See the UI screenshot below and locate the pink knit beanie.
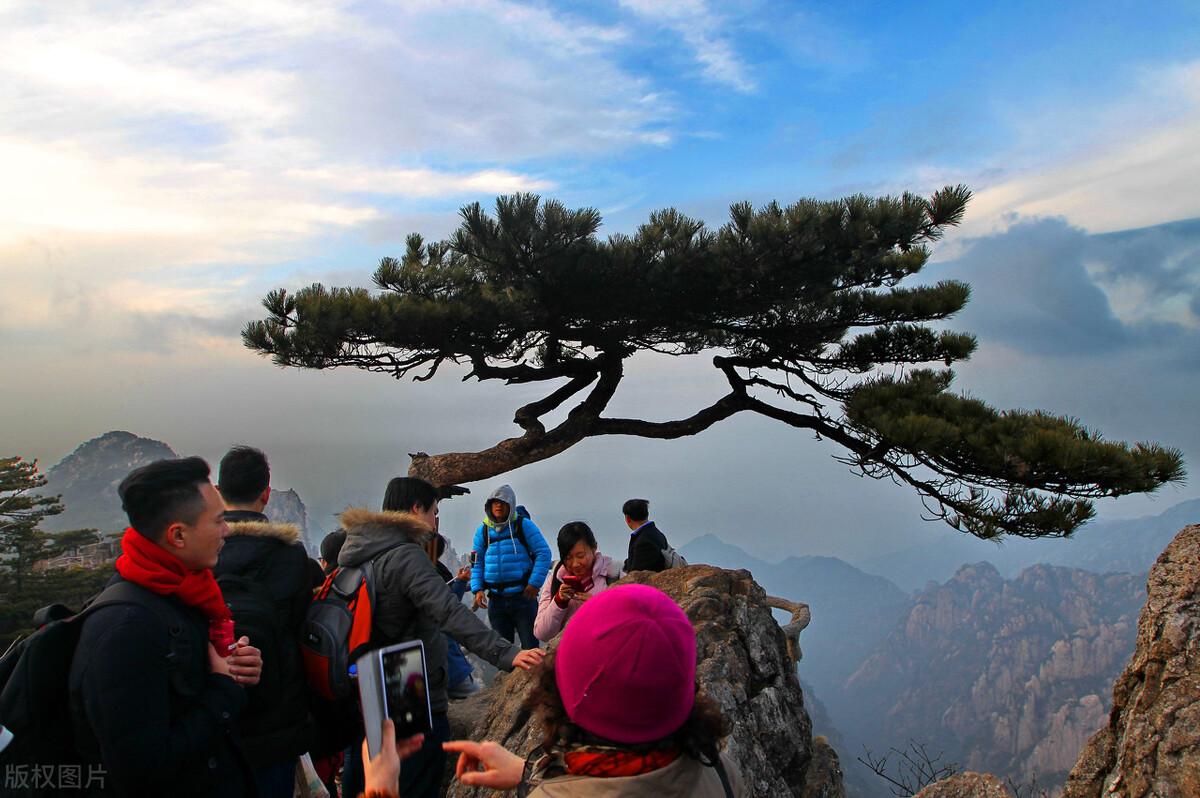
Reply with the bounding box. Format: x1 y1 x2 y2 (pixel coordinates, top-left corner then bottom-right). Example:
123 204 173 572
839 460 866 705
554 584 697 744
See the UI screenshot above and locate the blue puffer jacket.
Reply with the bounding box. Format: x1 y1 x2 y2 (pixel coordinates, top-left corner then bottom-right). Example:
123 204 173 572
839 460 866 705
470 484 551 596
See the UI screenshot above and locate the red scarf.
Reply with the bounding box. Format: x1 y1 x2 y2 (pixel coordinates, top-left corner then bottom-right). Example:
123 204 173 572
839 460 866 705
115 528 233 651
563 747 680 777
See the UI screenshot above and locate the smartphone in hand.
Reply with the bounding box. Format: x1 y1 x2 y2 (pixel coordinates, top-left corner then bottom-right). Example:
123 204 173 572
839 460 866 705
357 640 433 758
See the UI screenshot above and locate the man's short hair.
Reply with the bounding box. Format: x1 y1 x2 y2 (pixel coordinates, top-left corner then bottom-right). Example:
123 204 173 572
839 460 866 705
320 530 346 570
217 446 270 504
382 477 439 513
622 498 650 522
118 457 211 540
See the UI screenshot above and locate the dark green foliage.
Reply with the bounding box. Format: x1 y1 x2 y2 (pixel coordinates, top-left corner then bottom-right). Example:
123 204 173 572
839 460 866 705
244 188 1184 539
0 566 114 651
0 457 100 596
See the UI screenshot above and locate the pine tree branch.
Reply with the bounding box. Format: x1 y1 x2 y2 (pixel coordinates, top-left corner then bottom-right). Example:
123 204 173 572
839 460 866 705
512 373 600 434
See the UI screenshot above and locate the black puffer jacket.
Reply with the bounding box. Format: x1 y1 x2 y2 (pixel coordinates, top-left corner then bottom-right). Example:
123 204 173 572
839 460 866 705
337 508 520 713
214 511 316 767
68 577 253 797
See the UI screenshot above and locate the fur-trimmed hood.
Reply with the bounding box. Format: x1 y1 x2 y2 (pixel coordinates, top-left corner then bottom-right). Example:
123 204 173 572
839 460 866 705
337 508 434 568
226 520 302 545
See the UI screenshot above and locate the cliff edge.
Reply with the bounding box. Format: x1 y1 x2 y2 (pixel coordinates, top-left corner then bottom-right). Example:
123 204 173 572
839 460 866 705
1062 524 1200 798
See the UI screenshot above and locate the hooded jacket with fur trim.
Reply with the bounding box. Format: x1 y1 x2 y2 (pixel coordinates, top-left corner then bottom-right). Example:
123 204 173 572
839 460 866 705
213 510 317 767
337 508 521 713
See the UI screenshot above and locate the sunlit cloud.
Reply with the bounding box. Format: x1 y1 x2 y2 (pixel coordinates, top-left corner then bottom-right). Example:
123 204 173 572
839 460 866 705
938 59 1200 237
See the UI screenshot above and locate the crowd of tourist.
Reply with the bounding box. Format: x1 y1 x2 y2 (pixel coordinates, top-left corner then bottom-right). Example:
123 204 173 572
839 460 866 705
4 446 743 797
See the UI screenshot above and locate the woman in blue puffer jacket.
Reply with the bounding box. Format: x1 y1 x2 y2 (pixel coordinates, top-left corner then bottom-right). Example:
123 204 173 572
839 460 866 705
470 484 552 649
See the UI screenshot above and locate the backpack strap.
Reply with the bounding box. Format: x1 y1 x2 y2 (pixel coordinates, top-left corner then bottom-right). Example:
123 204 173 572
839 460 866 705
83 580 186 635
78 581 191 702
712 755 734 798
512 514 527 549
482 516 535 593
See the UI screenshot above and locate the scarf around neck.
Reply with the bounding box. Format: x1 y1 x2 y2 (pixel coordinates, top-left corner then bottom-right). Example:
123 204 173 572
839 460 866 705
115 528 233 650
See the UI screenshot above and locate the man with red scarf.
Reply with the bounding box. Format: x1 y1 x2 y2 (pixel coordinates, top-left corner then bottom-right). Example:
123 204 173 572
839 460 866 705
68 457 261 797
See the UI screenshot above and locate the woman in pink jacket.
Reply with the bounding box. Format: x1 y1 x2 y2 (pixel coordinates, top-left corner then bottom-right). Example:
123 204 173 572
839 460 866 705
534 522 621 642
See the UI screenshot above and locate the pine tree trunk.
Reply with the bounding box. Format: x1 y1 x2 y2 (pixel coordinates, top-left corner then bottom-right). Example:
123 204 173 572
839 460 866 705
406 430 586 489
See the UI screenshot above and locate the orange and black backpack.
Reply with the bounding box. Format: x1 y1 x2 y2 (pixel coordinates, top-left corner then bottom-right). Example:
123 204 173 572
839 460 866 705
301 563 378 701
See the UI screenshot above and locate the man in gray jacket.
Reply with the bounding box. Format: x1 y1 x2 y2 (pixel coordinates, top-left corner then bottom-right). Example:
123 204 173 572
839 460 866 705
338 476 543 798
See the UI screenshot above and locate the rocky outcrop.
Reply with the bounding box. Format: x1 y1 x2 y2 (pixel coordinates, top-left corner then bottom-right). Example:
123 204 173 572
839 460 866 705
446 565 844 798
912 772 1010 797
42 431 177 533
1062 524 1200 798
841 562 1142 789
265 487 308 537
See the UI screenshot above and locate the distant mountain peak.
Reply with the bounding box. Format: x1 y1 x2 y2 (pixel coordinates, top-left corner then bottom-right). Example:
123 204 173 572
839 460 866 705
42 431 179 533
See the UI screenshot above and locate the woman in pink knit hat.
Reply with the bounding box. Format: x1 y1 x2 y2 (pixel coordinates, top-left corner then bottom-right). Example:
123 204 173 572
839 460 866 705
444 584 744 797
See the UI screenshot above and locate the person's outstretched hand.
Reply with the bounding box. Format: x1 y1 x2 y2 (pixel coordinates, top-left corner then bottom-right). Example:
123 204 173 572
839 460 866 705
512 648 545 671
363 718 426 794
443 740 524 789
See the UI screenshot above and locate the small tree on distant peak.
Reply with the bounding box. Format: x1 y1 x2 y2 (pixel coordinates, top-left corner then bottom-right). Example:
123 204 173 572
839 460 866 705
244 189 1184 539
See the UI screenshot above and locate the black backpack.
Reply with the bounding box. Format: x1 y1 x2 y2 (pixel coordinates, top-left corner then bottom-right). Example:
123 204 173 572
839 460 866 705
0 581 183 797
216 570 286 718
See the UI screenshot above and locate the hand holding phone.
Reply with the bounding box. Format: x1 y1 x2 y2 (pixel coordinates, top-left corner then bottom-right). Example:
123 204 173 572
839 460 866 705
358 641 434 758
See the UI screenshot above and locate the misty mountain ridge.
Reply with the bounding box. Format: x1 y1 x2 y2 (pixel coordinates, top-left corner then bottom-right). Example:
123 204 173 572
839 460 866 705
680 533 909 711
680 531 1158 796
852 497 1200 591
840 560 1143 794
40 430 311 544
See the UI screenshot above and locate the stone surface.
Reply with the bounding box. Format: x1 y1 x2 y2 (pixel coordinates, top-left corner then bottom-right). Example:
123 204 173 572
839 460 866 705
912 771 1010 798
265 487 308 537
1062 524 1200 798
445 565 844 798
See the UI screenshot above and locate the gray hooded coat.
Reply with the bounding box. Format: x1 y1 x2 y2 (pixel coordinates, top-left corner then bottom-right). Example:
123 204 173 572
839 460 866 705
337 508 520 713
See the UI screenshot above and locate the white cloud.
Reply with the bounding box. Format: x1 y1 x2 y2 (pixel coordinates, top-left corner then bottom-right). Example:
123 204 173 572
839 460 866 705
618 0 755 92
918 59 1200 238
0 0 676 341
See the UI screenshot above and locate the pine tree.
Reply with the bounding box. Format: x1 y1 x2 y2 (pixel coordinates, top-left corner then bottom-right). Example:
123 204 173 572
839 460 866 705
0 456 92 595
244 189 1184 539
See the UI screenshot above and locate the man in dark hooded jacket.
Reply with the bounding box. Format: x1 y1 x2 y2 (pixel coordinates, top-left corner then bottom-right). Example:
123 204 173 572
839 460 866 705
338 476 543 798
213 446 315 798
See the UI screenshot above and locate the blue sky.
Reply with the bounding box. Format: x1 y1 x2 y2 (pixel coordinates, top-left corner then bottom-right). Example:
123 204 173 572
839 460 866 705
2 0 1198 564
